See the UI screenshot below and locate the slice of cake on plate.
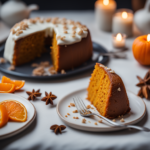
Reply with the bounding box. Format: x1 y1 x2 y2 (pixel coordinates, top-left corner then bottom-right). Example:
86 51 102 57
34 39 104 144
87 63 130 118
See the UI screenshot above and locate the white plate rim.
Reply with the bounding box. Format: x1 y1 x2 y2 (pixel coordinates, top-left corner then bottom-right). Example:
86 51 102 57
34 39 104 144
0 93 36 140
56 88 146 132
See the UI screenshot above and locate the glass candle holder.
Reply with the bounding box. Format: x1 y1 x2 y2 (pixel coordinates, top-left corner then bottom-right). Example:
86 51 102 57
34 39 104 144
112 9 133 37
112 33 126 48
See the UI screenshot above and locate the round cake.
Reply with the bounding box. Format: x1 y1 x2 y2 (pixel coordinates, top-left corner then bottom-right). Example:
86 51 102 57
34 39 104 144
4 17 93 72
87 63 130 118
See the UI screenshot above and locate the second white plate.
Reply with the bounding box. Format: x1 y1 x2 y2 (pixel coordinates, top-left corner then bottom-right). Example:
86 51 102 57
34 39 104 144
0 93 36 140
57 88 146 132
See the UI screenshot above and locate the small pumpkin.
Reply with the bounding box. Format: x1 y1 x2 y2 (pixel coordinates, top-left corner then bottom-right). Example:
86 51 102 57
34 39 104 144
132 34 150 65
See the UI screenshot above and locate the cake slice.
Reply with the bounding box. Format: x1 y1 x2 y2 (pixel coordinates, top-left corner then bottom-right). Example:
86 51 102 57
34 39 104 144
87 63 130 118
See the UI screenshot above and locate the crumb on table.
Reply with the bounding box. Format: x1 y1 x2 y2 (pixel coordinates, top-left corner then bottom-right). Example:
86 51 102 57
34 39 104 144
68 105 71 107
65 115 68 117
95 122 98 125
67 113 70 115
120 118 124 122
98 120 103 123
86 105 91 109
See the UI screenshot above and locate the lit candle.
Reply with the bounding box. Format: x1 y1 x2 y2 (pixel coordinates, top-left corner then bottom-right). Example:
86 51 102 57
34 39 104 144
147 34 150 42
95 0 116 31
112 9 133 37
113 33 126 48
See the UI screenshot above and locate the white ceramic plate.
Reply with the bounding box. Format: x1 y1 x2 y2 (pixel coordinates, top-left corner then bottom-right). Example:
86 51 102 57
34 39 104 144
0 93 36 140
57 88 146 132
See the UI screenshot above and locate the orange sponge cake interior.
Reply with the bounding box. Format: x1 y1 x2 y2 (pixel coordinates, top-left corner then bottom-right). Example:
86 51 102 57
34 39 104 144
87 63 130 118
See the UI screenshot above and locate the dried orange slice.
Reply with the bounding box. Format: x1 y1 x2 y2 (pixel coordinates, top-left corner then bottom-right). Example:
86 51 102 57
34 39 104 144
0 100 27 122
1 76 25 90
0 83 15 93
0 105 8 128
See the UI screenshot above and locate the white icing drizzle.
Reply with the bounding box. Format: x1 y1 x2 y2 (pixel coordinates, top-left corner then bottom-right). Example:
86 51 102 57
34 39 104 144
99 64 115 73
4 17 88 63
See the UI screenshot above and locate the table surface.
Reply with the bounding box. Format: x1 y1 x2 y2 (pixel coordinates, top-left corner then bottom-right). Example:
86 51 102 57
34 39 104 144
0 11 150 150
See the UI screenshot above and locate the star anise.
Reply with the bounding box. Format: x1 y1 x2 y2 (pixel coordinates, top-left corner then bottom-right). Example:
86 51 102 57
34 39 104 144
26 89 42 100
50 124 66 134
136 70 150 99
41 92 57 105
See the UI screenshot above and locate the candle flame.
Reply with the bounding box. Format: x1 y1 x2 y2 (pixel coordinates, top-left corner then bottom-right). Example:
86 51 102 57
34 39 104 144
103 0 109 5
122 12 128 19
147 34 150 42
116 33 122 41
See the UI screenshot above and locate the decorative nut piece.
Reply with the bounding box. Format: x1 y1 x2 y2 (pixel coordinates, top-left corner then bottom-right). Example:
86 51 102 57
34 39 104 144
57 36 61 40
72 110 78 113
48 66 57 75
120 118 125 122
118 87 121 91
12 29 16 34
46 18 51 22
40 61 50 67
72 31 76 34
98 120 103 123
112 119 116 122
70 103 75 107
72 26 77 30
82 27 88 31
16 30 23 36
63 30 68 34
29 19 36 24
72 34 76 38
82 118 86 123
106 68 111 71
78 30 83 35
60 36 66 41
32 66 45 76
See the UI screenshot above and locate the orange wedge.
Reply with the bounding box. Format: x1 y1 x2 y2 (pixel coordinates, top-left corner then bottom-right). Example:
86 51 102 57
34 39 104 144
0 100 27 122
2 76 25 90
0 105 8 128
0 83 15 93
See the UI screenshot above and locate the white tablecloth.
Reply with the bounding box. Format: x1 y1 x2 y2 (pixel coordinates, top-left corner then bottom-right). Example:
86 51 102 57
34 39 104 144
1 11 150 150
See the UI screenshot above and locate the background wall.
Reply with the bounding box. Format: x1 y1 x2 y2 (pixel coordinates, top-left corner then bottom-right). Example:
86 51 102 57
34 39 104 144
1 0 132 10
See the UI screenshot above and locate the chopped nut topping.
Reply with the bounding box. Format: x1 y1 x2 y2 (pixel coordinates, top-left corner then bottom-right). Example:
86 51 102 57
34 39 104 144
72 31 76 34
16 30 23 36
29 19 36 24
31 63 39 67
72 26 77 30
86 105 91 109
67 113 70 115
48 66 57 75
32 66 45 76
69 20 75 25
68 105 71 107
106 68 111 71
72 34 76 38
63 26 68 30
95 122 98 125
63 30 68 34
65 115 68 117
70 103 75 107
0 58 6 63
20 23 28 30
112 119 116 122
76 21 81 25
82 27 88 31
78 30 83 35
118 87 121 91
57 36 61 40
39 19 44 23
46 18 51 22
82 118 86 123
120 118 124 122
12 29 16 34
98 120 103 123
72 110 78 113
8 65 15 71
61 69 66 74
60 36 66 40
